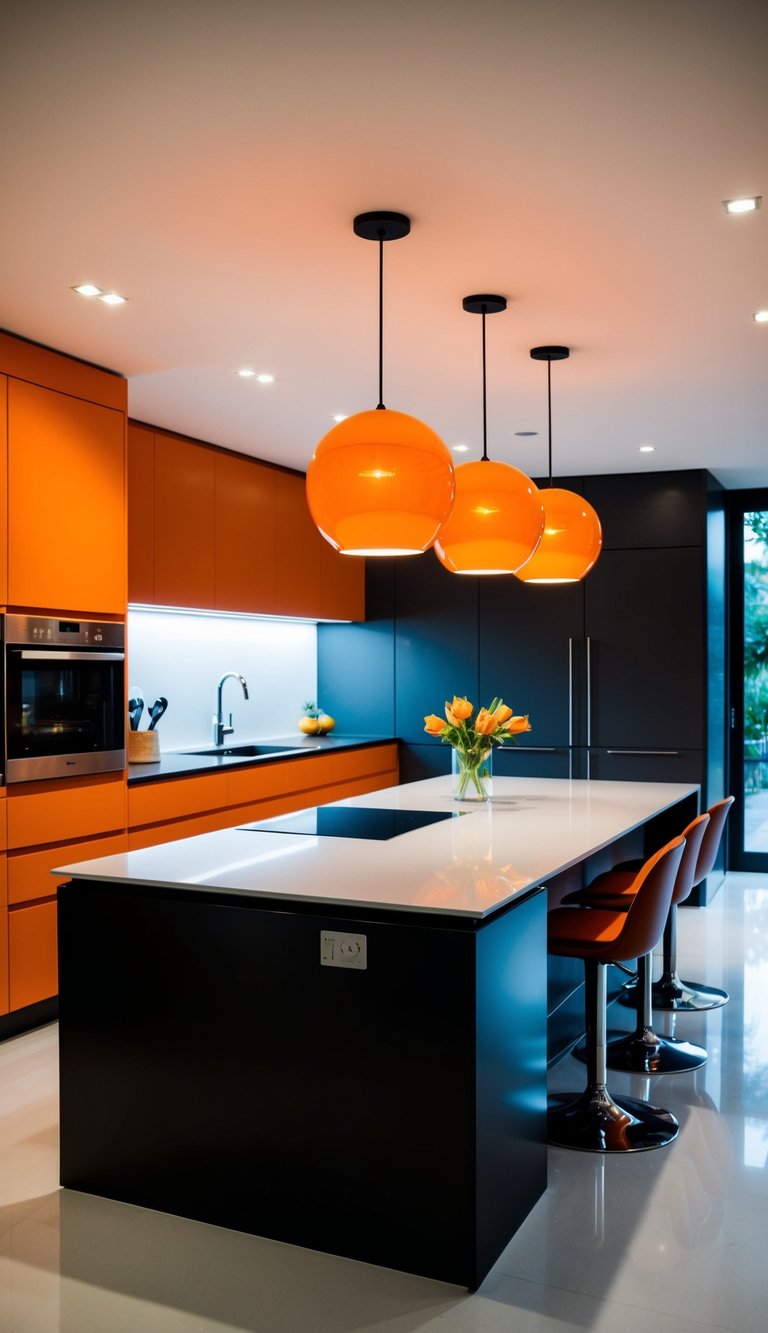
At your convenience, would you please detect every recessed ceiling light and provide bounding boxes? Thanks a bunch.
[639,445,655,453]
[333,414,348,423]
[96,292,127,305]
[514,431,539,437]
[453,444,469,453]
[256,373,274,384]
[72,283,103,297]
[237,368,256,378]
[723,196,761,214]
[754,310,768,323]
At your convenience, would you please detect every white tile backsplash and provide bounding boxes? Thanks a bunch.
[127,609,317,750]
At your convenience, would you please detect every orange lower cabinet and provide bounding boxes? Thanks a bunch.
[322,772,399,803]
[128,809,240,850]
[0,857,8,1015]
[8,834,128,905]
[328,744,399,784]
[128,774,225,829]
[7,775,127,850]
[9,900,58,1010]
[226,753,337,807]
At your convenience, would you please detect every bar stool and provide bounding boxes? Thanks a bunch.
[564,797,734,1013]
[653,796,734,1012]
[564,813,710,1074]
[547,835,685,1153]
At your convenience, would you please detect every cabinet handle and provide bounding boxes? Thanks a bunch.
[586,636,592,779]
[514,746,558,753]
[568,637,575,780]
[568,637,574,750]
[605,749,681,756]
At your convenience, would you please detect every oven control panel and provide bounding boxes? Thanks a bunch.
[6,614,125,649]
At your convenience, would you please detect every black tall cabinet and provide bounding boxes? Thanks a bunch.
[318,469,726,896]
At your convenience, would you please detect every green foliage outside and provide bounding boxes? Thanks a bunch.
[744,512,768,794]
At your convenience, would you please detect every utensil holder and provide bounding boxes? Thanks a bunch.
[128,730,161,764]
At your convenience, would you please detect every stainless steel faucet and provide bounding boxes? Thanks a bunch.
[212,672,249,746]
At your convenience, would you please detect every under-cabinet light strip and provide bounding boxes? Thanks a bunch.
[128,603,353,624]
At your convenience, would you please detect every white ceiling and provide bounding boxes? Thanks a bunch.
[2,0,767,487]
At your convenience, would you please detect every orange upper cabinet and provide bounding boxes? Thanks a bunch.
[154,433,216,609]
[319,539,365,622]
[127,423,155,604]
[215,452,277,613]
[0,375,7,606]
[8,380,126,615]
[284,468,364,620]
[126,427,364,620]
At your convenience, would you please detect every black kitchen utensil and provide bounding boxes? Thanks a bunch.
[128,697,144,731]
[147,697,168,730]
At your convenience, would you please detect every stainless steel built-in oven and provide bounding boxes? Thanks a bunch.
[5,615,125,783]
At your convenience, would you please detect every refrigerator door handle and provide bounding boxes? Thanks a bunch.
[606,749,681,756]
[568,637,574,779]
[586,636,593,779]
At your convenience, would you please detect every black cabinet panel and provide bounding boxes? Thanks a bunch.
[588,748,703,785]
[318,562,395,735]
[395,552,478,743]
[584,471,706,549]
[479,578,584,747]
[493,746,574,779]
[585,547,704,750]
[398,742,452,784]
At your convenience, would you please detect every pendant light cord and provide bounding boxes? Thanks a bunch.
[547,357,553,487]
[377,231,385,410]
[481,305,488,461]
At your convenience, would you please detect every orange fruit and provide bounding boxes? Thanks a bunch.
[317,714,336,733]
[299,716,320,734]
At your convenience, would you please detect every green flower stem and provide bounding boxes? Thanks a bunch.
[453,747,492,799]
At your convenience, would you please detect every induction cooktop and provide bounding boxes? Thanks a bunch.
[238,806,461,841]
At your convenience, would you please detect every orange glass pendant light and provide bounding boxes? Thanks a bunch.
[306,211,455,556]
[516,346,602,583]
[434,295,544,575]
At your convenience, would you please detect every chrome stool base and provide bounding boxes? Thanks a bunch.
[652,973,729,1012]
[574,1027,707,1074]
[548,1086,679,1153]
[607,952,709,1072]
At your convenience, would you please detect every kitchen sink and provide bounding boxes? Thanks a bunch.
[181,742,317,758]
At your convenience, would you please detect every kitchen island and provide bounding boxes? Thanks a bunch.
[54,776,698,1288]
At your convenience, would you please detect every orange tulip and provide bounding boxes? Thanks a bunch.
[445,696,472,726]
[491,703,513,725]
[424,714,447,736]
[503,715,532,734]
[474,707,496,735]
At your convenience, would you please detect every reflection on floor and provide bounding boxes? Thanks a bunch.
[2,873,768,1333]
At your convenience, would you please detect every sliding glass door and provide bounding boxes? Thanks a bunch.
[730,493,768,870]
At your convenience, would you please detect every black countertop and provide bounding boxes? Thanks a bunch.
[127,734,397,784]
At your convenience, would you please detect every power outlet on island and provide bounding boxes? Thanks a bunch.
[320,930,367,970]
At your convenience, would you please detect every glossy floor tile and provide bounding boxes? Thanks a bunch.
[1,873,767,1332]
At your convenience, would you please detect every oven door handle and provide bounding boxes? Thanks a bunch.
[16,650,125,662]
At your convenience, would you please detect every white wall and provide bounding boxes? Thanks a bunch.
[128,609,317,750]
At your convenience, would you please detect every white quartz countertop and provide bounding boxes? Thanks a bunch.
[52,776,699,919]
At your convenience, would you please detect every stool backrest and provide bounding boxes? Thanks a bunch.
[613,836,686,962]
[693,797,734,885]
[671,812,710,907]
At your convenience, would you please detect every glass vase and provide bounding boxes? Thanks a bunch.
[451,747,493,801]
